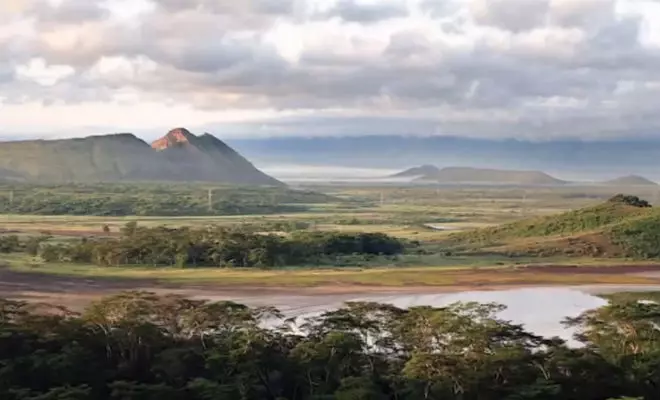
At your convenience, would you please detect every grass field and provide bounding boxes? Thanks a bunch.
[2,182,660,289]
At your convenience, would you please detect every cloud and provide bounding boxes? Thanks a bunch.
[324,0,409,23]
[30,0,110,25]
[2,0,660,141]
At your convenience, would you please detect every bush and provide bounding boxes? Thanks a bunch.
[608,194,651,208]
[39,227,407,268]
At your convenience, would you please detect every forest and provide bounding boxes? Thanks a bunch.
[0,291,657,400]
[0,183,337,216]
[37,225,407,268]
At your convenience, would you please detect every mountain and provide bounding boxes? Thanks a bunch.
[390,165,440,178]
[0,128,281,185]
[149,128,281,185]
[228,136,660,179]
[415,167,565,185]
[601,175,658,186]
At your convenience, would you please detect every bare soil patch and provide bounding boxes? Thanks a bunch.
[1,263,660,310]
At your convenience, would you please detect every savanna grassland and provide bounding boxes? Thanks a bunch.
[0,182,660,295]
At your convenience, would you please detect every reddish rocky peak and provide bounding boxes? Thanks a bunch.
[151,128,196,150]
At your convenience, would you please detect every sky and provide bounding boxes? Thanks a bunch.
[1,0,660,141]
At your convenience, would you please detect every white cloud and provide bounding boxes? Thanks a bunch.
[1,0,660,140]
[15,58,74,85]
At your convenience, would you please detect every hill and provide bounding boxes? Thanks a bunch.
[445,194,660,258]
[0,128,281,185]
[601,175,658,186]
[415,167,565,185]
[390,165,440,178]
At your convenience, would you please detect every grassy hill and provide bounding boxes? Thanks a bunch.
[416,167,565,185]
[0,129,280,185]
[444,194,660,258]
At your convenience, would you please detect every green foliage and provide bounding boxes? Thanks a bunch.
[608,194,652,208]
[609,214,660,258]
[0,235,21,253]
[38,225,407,268]
[0,183,337,216]
[1,292,660,399]
[449,200,653,246]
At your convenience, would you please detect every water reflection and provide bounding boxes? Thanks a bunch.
[272,287,608,342]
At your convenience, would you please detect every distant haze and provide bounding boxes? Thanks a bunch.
[261,164,398,181]
[231,136,660,182]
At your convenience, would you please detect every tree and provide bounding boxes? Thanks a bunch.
[120,221,138,237]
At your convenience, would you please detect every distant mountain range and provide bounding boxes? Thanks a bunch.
[0,128,280,185]
[390,166,565,185]
[389,165,658,186]
[228,136,660,179]
[390,165,440,178]
[601,175,658,186]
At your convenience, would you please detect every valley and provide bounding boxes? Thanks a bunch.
[1,181,660,299]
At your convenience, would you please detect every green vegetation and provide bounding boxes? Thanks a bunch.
[447,195,652,246]
[0,291,659,399]
[444,195,660,260]
[610,214,660,258]
[37,224,408,268]
[0,183,336,216]
[3,184,660,284]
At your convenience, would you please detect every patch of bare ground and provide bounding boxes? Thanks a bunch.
[2,263,660,310]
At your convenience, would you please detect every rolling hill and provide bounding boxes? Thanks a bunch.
[601,175,658,186]
[0,128,281,185]
[445,194,660,258]
[415,167,565,185]
[390,165,440,178]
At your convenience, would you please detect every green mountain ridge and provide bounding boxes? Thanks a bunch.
[0,129,281,185]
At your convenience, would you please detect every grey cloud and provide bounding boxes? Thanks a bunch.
[29,0,110,24]
[152,0,295,15]
[468,0,550,32]
[385,31,432,58]
[0,64,14,84]
[549,0,615,29]
[5,0,660,141]
[324,0,409,23]
[420,0,462,18]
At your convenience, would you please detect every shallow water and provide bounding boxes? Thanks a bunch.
[350,288,608,341]
[202,287,612,342]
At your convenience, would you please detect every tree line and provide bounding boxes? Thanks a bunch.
[38,224,407,268]
[0,291,657,399]
[0,183,336,216]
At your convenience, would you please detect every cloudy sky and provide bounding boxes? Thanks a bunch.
[1,0,660,140]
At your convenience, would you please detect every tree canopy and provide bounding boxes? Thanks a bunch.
[0,292,658,399]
